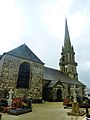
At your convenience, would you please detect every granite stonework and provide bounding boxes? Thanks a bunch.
[0,54,44,102]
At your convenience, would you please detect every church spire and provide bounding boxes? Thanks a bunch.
[59,18,78,80]
[64,18,72,52]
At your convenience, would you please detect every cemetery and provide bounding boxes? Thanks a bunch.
[0,87,90,120]
[0,101,87,120]
[0,88,89,120]
[0,89,32,116]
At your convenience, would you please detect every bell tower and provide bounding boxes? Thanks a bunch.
[59,18,78,80]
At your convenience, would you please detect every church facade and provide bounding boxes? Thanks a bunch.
[0,19,85,102]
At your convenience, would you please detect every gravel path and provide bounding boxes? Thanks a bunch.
[1,102,86,120]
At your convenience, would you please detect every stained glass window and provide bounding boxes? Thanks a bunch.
[17,62,30,88]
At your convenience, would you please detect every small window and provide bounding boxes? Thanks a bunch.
[70,54,71,61]
[72,67,74,72]
[68,84,71,94]
[66,54,68,61]
[65,65,67,72]
[62,56,65,62]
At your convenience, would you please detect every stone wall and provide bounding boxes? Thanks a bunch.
[0,54,44,102]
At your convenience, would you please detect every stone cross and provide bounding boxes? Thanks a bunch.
[70,84,79,102]
[9,89,13,99]
[8,89,13,106]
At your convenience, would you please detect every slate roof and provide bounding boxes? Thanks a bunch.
[47,80,58,88]
[43,67,86,87]
[47,79,65,88]
[5,44,44,64]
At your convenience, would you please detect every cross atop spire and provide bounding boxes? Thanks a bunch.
[64,18,72,52]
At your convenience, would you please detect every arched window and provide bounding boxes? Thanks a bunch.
[17,62,30,88]
[66,54,68,61]
[62,56,65,62]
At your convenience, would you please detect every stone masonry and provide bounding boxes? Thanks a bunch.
[0,54,44,102]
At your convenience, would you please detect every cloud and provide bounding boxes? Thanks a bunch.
[40,0,74,39]
[0,0,23,53]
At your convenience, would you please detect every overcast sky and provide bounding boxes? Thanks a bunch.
[0,0,90,88]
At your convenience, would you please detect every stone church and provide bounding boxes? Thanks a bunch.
[0,19,85,102]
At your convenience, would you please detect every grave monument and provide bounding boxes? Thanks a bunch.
[68,84,85,116]
[7,89,13,107]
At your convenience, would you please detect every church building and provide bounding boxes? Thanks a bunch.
[0,19,85,102]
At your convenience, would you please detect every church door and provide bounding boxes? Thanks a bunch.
[57,89,62,101]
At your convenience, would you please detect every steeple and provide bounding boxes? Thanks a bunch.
[64,18,72,52]
[59,18,78,80]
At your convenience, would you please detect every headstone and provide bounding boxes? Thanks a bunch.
[7,89,13,106]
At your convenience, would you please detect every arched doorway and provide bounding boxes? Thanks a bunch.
[57,89,62,101]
